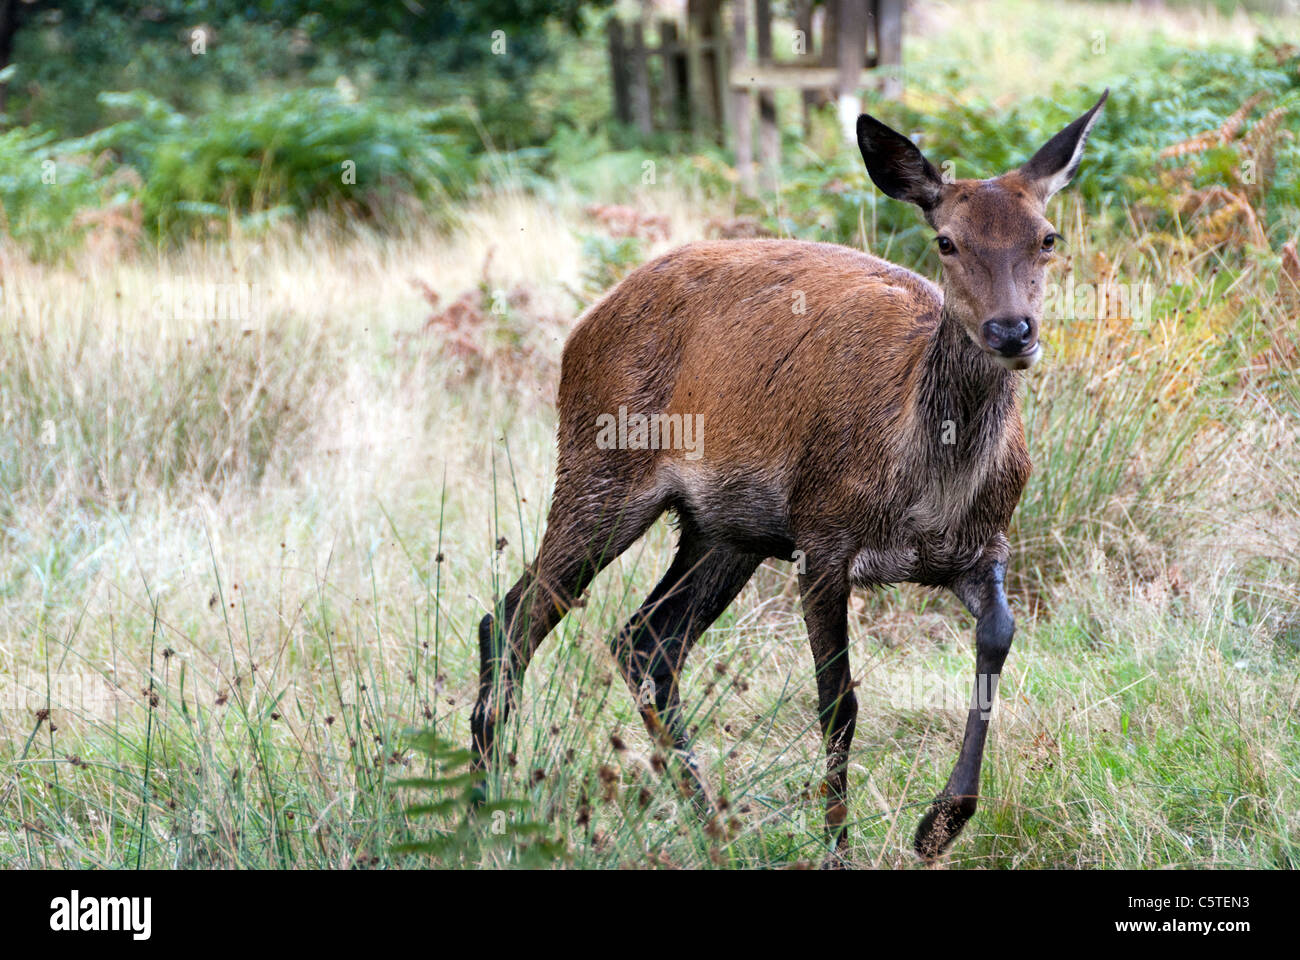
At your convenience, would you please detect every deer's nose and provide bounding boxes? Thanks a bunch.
[982,316,1035,357]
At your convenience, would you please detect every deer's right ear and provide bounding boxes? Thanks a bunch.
[856,114,944,212]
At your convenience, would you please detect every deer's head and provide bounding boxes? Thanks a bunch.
[857,91,1107,370]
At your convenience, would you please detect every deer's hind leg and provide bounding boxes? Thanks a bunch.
[470,481,665,772]
[798,563,857,859]
[610,524,762,800]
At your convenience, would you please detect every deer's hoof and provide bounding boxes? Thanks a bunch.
[913,793,975,862]
[820,848,852,870]
[674,753,713,814]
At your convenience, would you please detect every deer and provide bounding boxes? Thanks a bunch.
[470,90,1107,863]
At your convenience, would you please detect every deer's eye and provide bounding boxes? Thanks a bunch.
[1041,232,1059,253]
[936,236,957,256]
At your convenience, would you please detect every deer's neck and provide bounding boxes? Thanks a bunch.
[911,305,1020,471]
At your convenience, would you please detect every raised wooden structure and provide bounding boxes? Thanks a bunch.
[607,1,905,194]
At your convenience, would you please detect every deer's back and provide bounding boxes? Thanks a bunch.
[555,239,955,558]
[561,238,937,456]
[561,239,937,442]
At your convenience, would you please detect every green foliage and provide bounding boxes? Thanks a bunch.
[7,1,610,137]
[0,124,125,258]
[579,233,644,298]
[762,40,1300,264]
[90,88,477,240]
[392,731,564,867]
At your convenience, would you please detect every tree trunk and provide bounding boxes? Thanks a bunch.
[0,0,20,117]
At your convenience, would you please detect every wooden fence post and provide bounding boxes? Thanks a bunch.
[817,0,838,110]
[876,0,904,100]
[629,18,654,135]
[608,19,632,126]
[709,0,730,140]
[795,0,815,133]
[755,0,779,191]
[659,19,684,130]
[686,0,715,139]
[730,0,755,194]
[836,0,868,139]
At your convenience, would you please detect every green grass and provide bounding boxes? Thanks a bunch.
[5,493,1295,868]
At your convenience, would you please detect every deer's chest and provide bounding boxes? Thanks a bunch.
[849,461,1003,587]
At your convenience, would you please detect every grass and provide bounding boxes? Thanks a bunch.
[904,0,1294,104]
[1,0,1299,869]
[1,180,1295,869]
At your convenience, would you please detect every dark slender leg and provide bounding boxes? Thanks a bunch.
[914,556,1015,860]
[610,527,761,798]
[470,489,663,773]
[799,564,857,856]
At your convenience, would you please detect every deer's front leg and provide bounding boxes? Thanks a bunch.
[914,556,1014,861]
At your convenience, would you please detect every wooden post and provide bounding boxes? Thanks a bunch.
[836,0,868,140]
[730,0,755,194]
[755,0,779,191]
[796,0,815,134]
[629,18,653,135]
[875,0,904,101]
[659,20,682,131]
[686,0,716,139]
[672,29,691,132]
[709,0,730,142]
[817,0,838,109]
[608,19,631,126]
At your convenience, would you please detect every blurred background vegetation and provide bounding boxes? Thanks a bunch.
[1,0,1298,869]
[2,0,1298,260]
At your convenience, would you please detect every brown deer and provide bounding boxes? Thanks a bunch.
[470,91,1107,862]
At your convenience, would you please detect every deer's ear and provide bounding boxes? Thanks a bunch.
[856,114,944,212]
[1020,89,1108,201]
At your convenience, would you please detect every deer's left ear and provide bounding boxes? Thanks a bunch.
[1019,89,1108,202]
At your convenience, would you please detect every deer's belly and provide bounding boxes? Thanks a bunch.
[849,523,988,588]
[663,463,797,557]
[849,544,920,585]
